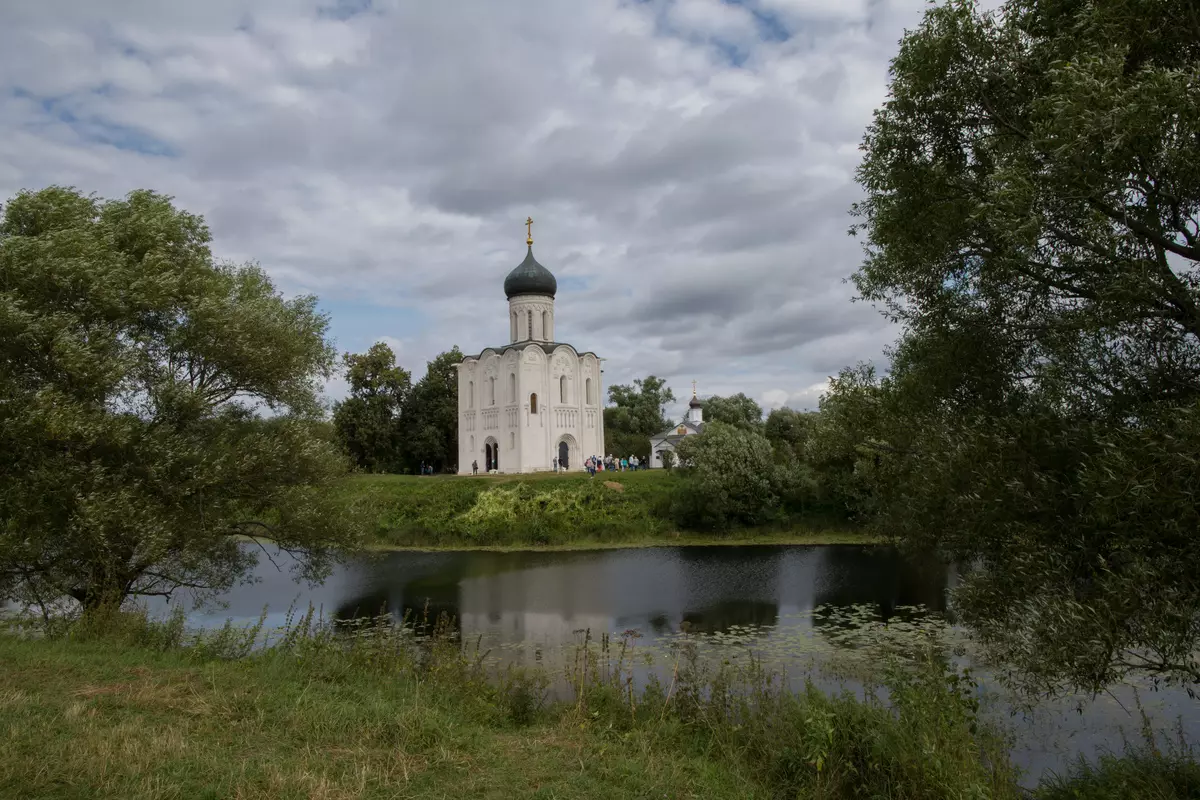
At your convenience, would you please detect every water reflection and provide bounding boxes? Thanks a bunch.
[309,545,940,648]
[155,543,1200,786]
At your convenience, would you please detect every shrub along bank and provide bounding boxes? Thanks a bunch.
[334,469,861,548]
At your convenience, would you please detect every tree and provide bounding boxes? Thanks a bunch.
[701,393,764,430]
[399,346,463,473]
[763,407,817,463]
[853,0,1200,420]
[805,365,894,519]
[849,0,1200,694]
[0,187,362,611]
[671,422,779,530]
[604,375,675,459]
[332,343,410,472]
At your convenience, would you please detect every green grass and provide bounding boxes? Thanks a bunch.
[0,636,759,799]
[3,608,1194,799]
[0,608,1017,800]
[334,469,872,549]
[1036,747,1200,800]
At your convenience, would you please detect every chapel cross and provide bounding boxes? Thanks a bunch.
[692,379,697,397]
[526,216,534,245]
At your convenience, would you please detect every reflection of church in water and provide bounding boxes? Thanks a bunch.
[456,219,605,474]
[333,547,953,668]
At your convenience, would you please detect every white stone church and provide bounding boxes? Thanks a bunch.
[456,222,604,474]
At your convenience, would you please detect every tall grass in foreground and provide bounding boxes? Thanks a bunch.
[3,603,1019,799]
[3,606,1197,799]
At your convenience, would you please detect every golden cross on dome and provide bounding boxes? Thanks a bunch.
[692,380,697,397]
[526,217,534,246]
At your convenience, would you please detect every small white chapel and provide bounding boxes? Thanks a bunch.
[647,386,705,468]
[456,219,604,474]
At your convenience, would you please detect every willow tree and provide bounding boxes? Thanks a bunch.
[0,187,363,611]
[851,0,1200,694]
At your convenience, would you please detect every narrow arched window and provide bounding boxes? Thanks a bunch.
[585,377,592,405]
[489,377,496,406]
[542,310,550,340]
[528,310,534,340]
[468,381,474,409]
[511,312,517,341]
[510,432,515,449]
[530,393,538,414]
[508,373,516,403]
[560,375,567,403]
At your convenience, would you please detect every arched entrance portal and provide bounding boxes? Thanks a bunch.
[556,434,577,471]
[484,437,499,472]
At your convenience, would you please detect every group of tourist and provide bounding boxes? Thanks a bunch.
[467,454,646,475]
[576,454,642,475]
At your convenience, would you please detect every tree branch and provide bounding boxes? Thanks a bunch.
[1087,197,1200,263]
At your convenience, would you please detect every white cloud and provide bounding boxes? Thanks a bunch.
[0,0,923,410]
[668,0,759,40]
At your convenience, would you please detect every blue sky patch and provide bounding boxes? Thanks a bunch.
[318,0,372,21]
[13,88,179,157]
[321,298,428,357]
[558,275,590,293]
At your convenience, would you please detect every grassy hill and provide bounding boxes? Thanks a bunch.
[332,469,866,549]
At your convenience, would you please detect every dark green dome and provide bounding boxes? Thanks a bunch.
[504,246,557,299]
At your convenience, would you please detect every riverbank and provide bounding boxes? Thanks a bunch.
[336,470,871,549]
[2,616,1194,799]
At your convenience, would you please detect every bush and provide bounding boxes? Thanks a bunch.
[773,460,821,515]
[671,423,781,530]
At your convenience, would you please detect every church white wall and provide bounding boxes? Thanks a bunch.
[648,439,678,468]
[457,343,603,474]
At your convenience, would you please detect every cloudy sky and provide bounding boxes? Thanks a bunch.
[0,0,939,421]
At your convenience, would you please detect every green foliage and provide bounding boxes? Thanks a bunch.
[329,471,861,548]
[332,342,411,472]
[0,186,363,611]
[1036,743,1200,800]
[603,429,651,462]
[332,344,463,474]
[805,364,891,519]
[763,407,817,463]
[871,405,1200,696]
[853,0,1200,417]
[604,375,675,458]
[349,471,681,546]
[671,422,781,530]
[843,0,1200,695]
[398,346,463,473]
[702,392,764,430]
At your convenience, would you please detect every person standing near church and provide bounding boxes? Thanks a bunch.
[472,459,478,475]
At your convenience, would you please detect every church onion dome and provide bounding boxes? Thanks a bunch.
[689,395,703,409]
[504,246,557,299]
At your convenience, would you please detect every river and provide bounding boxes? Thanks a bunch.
[150,543,1197,786]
